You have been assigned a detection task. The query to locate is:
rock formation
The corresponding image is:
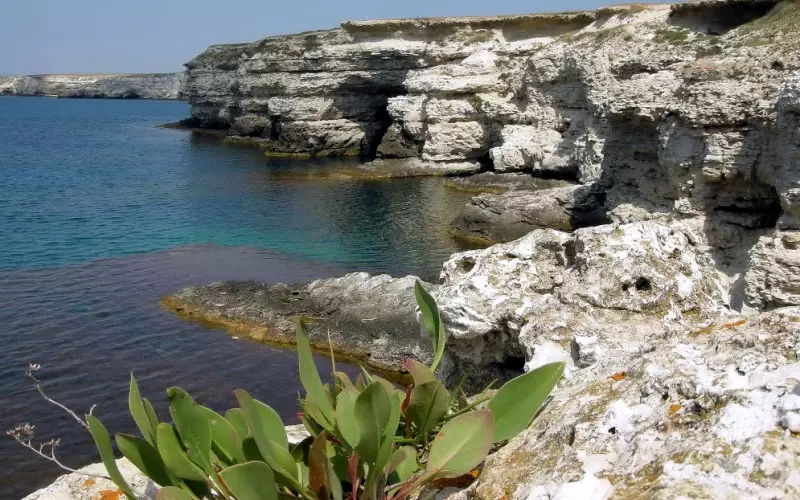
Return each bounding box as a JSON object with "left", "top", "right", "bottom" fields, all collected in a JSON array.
[
  {"left": 162, "top": 273, "right": 430, "bottom": 379},
  {"left": 0, "top": 73, "right": 185, "bottom": 99},
  {"left": 27, "top": 0, "right": 800, "bottom": 498},
  {"left": 181, "top": 0, "right": 800, "bottom": 312}
]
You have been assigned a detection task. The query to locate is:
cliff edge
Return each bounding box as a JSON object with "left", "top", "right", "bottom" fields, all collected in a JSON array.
[{"left": 0, "top": 73, "right": 185, "bottom": 100}]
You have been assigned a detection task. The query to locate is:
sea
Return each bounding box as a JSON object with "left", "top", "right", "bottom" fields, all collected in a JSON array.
[{"left": 0, "top": 96, "right": 475, "bottom": 498}]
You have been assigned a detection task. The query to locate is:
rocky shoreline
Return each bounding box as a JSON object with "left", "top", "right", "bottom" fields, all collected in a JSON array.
[
  {"left": 0, "top": 73, "right": 185, "bottom": 100},
  {"left": 27, "top": 0, "right": 800, "bottom": 498}
]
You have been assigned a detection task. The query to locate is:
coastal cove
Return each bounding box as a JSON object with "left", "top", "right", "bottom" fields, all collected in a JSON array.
[
  {"left": 8, "top": 0, "right": 800, "bottom": 498},
  {"left": 0, "top": 96, "right": 478, "bottom": 498}
]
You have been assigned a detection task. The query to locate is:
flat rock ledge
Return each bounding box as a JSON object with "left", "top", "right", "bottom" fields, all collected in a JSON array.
[{"left": 162, "top": 272, "right": 432, "bottom": 379}]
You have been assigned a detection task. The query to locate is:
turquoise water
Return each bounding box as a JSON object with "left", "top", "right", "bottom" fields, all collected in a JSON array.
[
  {"left": 0, "top": 97, "right": 475, "bottom": 498},
  {"left": 0, "top": 97, "right": 472, "bottom": 275}
]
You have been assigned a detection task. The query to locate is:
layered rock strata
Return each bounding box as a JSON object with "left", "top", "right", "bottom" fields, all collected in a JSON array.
[
  {"left": 183, "top": 1, "right": 800, "bottom": 310},
  {"left": 0, "top": 73, "right": 185, "bottom": 99}
]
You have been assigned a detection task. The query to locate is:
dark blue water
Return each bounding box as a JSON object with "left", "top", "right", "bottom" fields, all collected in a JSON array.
[{"left": 0, "top": 97, "right": 475, "bottom": 498}]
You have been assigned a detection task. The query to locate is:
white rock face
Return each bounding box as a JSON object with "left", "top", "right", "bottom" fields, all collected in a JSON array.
[
  {"left": 467, "top": 307, "right": 800, "bottom": 499},
  {"left": 427, "top": 216, "right": 800, "bottom": 498},
  {"left": 181, "top": 2, "right": 800, "bottom": 313},
  {"left": 0, "top": 73, "right": 185, "bottom": 100},
  {"left": 22, "top": 459, "right": 156, "bottom": 500}
]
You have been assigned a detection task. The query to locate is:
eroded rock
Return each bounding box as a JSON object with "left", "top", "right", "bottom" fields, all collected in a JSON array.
[
  {"left": 449, "top": 184, "right": 608, "bottom": 244},
  {"left": 163, "top": 273, "right": 431, "bottom": 377}
]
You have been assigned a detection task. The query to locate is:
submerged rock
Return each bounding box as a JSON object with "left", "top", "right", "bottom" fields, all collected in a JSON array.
[
  {"left": 443, "top": 172, "right": 570, "bottom": 195},
  {"left": 163, "top": 272, "right": 431, "bottom": 377}
]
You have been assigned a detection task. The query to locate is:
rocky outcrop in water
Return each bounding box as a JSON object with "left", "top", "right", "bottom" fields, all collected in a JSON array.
[
  {"left": 0, "top": 73, "right": 185, "bottom": 99},
  {"left": 162, "top": 273, "right": 430, "bottom": 378}
]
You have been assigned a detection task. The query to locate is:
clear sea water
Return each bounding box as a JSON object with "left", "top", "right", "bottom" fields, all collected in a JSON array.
[{"left": 0, "top": 97, "right": 475, "bottom": 498}]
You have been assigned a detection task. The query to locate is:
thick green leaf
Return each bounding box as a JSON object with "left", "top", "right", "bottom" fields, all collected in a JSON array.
[
  {"left": 387, "top": 446, "right": 418, "bottom": 483},
  {"left": 355, "top": 374, "right": 367, "bottom": 391},
  {"left": 403, "top": 359, "right": 435, "bottom": 386},
  {"left": 156, "top": 486, "right": 194, "bottom": 500},
  {"left": 116, "top": 433, "right": 174, "bottom": 487},
  {"left": 167, "top": 387, "right": 212, "bottom": 474},
  {"left": 198, "top": 406, "right": 243, "bottom": 464},
  {"left": 155, "top": 423, "right": 207, "bottom": 481},
  {"left": 235, "top": 390, "right": 299, "bottom": 484},
  {"left": 225, "top": 408, "right": 250, "bottom": 439},
  {"left": 427, "top": 409, "right": 494, "bottom": 479},
  {"left": 375, "top": 390, "right": 402, "bottom": 475},
  {"left": 308, "top": 431, "right": 331, "bottom": 500},
  {"left": 353, "top": 382, "right": 390, "bottom": 465},
  {"left": 488, "top": 361, "right": 565, "bottom": 442},
  {"left": 241, "top": 437, "right": 264, "bottom": 462},
  {"left": 296, "top": 320, "right": 336, "bottom": 428},
  {"left": 335, "top": 388, "right": 360, "bottom": 448},
  {"left": 414, "top": 281, "right": 446, "bottom": 372},
  {"left": 219, "top": 461, "right": 279, "bottom": 500},
  {"left": 252, "top": 399, "right": 289, "bottom": 450},
  {"left": 407, "top": 380, "right": 450, "bottom": 437},
  {"left": 143, "top": 399, "right": 160, "bottom": 443},
  {"left": 334, "top": 371, "right": 356, "bottom": 391},
  {"left": 129, "top": 373, "right": 156, "bottom": 445},
  {"left": 87, "top": 415, "right": 136, "bottom": 499},
  {"left": 303, "top": 395, "right": 335, "bottom": 433}
]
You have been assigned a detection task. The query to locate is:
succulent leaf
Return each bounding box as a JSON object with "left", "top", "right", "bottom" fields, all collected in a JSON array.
[
  {"left": 402, "top": 359, "right": 436, "bottom": 386},
  {"left": 116, "top": 432, "right": 174, "bottom": 487},
  {"left": 407, "top": 380, "right": 450, "bottom": 437},
  {"left": 167, "top": 387, "right": 213, "bottom": 474},
  {"left": 488, "top": 362, "right": 565, "bottom": 442},
  {"left": 87, "top": 415, "right": 137, "bottom": 499},
  {"left": 296, "top": 319, "right": 336, "bottom": 428},
  {"left": 129, "top": 373, "right": 156, "bottom": 445},
  {"left": 155, "top": 423, "right": 207, "bottom": 481},
  {"left": 335, "top": 387, "right": 360, "bottom": 448},
  {"left": 414, "top": 281, "right": 446, "bottom": 372},
  {"left": 427, "top": 409, "right": 494, "bottom": 479},
  {"left": 219, "top": 461, "right": 279, "bottom": 500},
  {"left": 353, "top": 382, "right": 390, "bottom": 465}
]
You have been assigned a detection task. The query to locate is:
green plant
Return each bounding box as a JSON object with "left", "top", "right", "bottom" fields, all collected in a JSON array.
[{"left": 91, "top": 281, "right": 565, "bottom": 499}]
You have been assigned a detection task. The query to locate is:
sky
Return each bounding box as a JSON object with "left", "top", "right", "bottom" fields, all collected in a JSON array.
[{"left": 2, "top": 0, "right": 643, "bottom": 75}]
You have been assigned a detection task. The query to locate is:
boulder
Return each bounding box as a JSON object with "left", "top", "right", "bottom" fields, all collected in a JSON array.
[
  {"left": 449, "top": 184, "right": 608, "bottom": 244},
  {"left": 434, "top": 221, "right": 730, "bottom": 385}
]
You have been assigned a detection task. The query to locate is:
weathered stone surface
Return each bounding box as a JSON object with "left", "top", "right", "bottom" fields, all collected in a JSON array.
[
  {"left": 24, "top": 425, "right": 309, "bottom": 499},
  {"left": 434, "top": 221, "right": 729, "bottom": 379},
  {"left": 429, "top": 219, "right": 800, "bottom": 498},
  {"left": 449, "top": 184, "right": 608, "bottom": 243},
  {"left": 745, "top": 231, "right": 800, "bottom": 310},
  {"left": 470, "top": 307, "right": 800, "bottom": 499},
  {"left": 443, "top": 172, "right": 571, "bottom": 194},
  {"left": 180, "top": 0, "right": 800, "bottom": 282},
  {"left": 163, "top": 273, "right": 432, "bottom": 377},
  {"left": 0, "top": 73, "right": 185, "bottom": 100},
  {"left": 22, "top": 459, "right": 156, "bottom": 500}
]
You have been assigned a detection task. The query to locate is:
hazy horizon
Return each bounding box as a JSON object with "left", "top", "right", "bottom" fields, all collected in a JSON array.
[{"left": 2, "top": 0, "right": 668, "bottom": 75}]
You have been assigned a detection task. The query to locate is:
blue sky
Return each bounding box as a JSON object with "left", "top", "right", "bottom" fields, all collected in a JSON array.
[{"left": 2, "top": 0, "right": 643, "bottom": 75}]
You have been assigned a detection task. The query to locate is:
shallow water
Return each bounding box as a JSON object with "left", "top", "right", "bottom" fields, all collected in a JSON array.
[{"left": 0, "top": 97, "right": 476, "bottom": 498}]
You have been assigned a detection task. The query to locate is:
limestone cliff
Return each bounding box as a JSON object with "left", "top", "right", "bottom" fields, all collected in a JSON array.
[
  {"left": 184, "top": 0, "right": 800, "bottom": 312},
  {"left": 0, "top": 73, "right": 185, "bottom": 99}
]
